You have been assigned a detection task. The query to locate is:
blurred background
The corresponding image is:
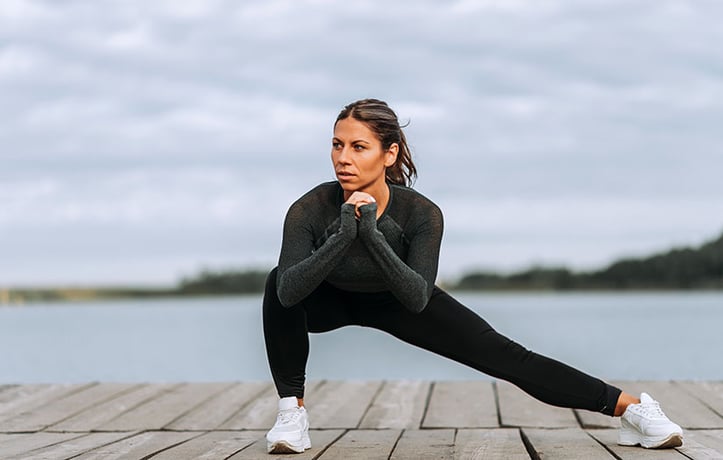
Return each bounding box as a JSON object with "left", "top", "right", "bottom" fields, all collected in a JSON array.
[{"left": 1, "top": 0, "right": 722, "bottom": 383}]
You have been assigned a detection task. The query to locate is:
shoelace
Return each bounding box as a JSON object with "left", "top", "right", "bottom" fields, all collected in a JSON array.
[
  {"left": 638, "top": 401, "right": 667, "bottom": 419},
  {"left": 277, "top": 408, "right": 302, "bottom": 425}
]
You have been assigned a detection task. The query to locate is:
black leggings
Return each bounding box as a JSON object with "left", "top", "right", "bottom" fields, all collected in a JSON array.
[{"left": 262, "top": 267, "right": 621, "bottom": 416}]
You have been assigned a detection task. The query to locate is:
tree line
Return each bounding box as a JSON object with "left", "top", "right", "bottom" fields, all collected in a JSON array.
[
  {"left": 175, "top": 229, "right": 723, "bottom": 293},
  {"left": 452, "top": 230, "right": 723, "bottom": 290},
  {"left": 3, "top": 229, "right": 721, "bottom": 304}
]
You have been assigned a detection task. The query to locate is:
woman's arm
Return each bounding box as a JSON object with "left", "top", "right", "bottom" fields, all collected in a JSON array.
[
  {"left": 276, "top": 202, "right": 358, "bottom": 307},
  {"left": 357, "top": 202, "right": 443, "bottom": 313}
]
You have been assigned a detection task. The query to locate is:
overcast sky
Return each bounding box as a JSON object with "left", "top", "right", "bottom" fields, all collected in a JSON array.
[{"left": 2, "top": 0, "right": 723, "bottom": 286}]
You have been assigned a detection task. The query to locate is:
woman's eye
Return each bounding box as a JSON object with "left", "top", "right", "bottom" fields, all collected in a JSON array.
[
  {"left": 353, "top": 144, "right": 364, "bottom": 151},
  {"left": 332, "top": 142, "right": 342, "bottom": 149}
]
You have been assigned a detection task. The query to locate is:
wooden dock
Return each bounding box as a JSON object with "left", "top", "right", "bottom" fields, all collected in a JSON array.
[{"left": 1, "top": 380, "right": 722, "bottom": 459}]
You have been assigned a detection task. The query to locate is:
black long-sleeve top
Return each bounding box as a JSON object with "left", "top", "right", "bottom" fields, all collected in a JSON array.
[{"left": 276, "top": 181, "right": 444, "bottom": 313}]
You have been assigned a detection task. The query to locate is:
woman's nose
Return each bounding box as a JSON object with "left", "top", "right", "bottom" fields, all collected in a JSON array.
[{"left": 336, "top": 148, "right": 352, "bottom": 164}]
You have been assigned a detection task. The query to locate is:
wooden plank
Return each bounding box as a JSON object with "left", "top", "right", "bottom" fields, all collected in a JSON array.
[
  {"left": 586, "top": 429, "right": 688, "bottom": 459},
  {"left": 318, "top": 429, "right": 401, "bottom": 459},
  {"left": 497, "top": 381, "right": 579, "bottom": 428},
  {"left": 678, "top": 430, "right": 723, "bottom": 459},
  {"left": 453, "top": 429, "right": 529, "bottom": 459},
  {"left": 219, "top": 381, "right": 322, "bottom": 430},
  {"left": 72, "top": 431, "right": 201, "bottom": 460},
  {"left": 0, "top": 384, "right": 94, "bottom": 425},
  {"left": 522, "top": 427, "right": 615, "bottom": 459},
  {"left": 0, "top": 383, "right": 140, "bottom": 432},
  {"left": 423, "top": 381, "right": 497, "bottom": 428},
  {"left": 0, "top": 433, "right": 87, "bottom": 458},
  {"left": 304, "top": 380, "right": 382, "bottom": 429},
  {"left": 148, "top": 431, "right": 260, "bottom": 459},
  {"left": 613, "top": 381, "right": 723, "bottom": 429},
  {"left": 389, "top": 429, "right": 454, "bottom": 459},
  {"left": 0, "top": 385, "right": 53, "bottom": 417},
  {"left": 359, "top": 380, "right": 430, "bottom": 429},
  {"left": 49, "top": 383, "right": 178, "bottom": 432},
  {"left": 6, "top": 432, "right": 137, "bottom": 460},
  {"left": 97, "top": 382, "right": 230, "bottom": 431},
  {"left": 165, "top": 381, "right": 269, "bottom": 430},
  {"left": 227, "top": 429, "right": 344, "bottom": 459},
  {"left": 575, "top": 409, "right": 619, "bottom": 429},
  {"left": 678, "top": 381, "right": 723, "bottom": 418},
  {"left": 0, "top": 385, "right": 18, "bottom": 397}
]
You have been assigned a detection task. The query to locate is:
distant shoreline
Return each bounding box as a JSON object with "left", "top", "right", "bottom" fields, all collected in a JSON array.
[
  {"left": 3, "top": 227, "right": 721, "bottom": 305},
  {"left": 1, "top": 284, "right": 722, "bottom": 306}
]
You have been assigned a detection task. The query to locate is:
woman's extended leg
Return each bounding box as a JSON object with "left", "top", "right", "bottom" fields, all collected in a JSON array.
[{"left": 356, "top": 287, "right": 621, "bottom": 415}]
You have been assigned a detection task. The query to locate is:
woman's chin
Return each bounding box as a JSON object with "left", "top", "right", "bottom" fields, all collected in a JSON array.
[{"left": 337, "top": 180, "right": 357, "bottom": 191}]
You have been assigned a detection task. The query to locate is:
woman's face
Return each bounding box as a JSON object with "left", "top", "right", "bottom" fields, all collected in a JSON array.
[{"left": 331, "top": 117, "right": 397, "bottom": 195}]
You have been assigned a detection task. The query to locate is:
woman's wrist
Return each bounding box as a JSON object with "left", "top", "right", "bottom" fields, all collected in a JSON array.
[
  {"left": 357, "top": 202, "right": 378, "bottom": 239},
  {"left": 340, "top": 203, "right": 358, "bottom": 241}
]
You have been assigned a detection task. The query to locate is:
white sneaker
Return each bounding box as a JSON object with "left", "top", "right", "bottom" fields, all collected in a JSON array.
[
  {"left": 266, "top": 396, "right": 311, "bottom": 454},
  {"left": 618, "top": 392, "right": 683, "bottom": 449}
]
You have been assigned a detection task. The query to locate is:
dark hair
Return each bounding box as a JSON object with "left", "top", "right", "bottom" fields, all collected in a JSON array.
[{"left": 335, "top": 98, "right": 417, "bottom": 187}]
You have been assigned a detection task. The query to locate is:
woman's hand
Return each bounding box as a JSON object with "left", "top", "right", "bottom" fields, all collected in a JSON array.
[{"left": 345, "top": 191, "right": 376, "bottom": 219}]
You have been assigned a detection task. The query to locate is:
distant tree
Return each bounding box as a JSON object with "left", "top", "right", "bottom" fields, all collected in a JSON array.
[
  {"left": 178, "top": 269, "right": 269, "bottom": 294},
  {"left": 452, "top": 230, "right": 723, "bottom": 290}
]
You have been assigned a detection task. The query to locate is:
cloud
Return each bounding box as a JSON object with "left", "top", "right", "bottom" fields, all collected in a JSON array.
[{"left": 2, "top": 0, "right": 723, "bottom": 284}]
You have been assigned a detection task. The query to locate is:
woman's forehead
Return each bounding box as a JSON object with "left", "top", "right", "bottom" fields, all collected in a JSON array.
[{"left": 333, "top": 117, "right": 375, "bottom": 139}]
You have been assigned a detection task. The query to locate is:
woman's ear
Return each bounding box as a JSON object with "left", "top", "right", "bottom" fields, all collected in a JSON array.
[{"left": 384, "top": 143, "right": 399, "bottom": 167}]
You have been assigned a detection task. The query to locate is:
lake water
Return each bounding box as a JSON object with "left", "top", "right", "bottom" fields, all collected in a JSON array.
[{"left": 0, "top": 292, "right": 721, "bottom": 384}]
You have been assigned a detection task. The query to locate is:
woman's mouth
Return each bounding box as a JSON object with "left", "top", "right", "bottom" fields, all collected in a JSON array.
[{"left": 337, "top": 171, "right": 355, "bottom": 180}]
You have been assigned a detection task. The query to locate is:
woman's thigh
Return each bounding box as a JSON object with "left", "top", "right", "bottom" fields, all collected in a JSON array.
[
  {"left": 356, "top": 288, "right": 496, "bottom": 354},
  {"left": 302, "top": 282, "right": 361, "bottom": 333}
]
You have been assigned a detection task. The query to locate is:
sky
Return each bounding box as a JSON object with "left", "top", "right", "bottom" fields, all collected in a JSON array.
[{"left": 2, "top": 0, "right": 723, "bottom": 287}]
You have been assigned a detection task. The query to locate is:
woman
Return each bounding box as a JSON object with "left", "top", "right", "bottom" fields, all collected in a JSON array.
[{"left": 262, "top": 98, "right": 683, "bottom": 454}]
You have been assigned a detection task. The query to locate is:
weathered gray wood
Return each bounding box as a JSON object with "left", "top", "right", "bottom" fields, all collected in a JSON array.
[
  {"left": 423, "top": 381, "right": 498, "bottom": 428},
  {"left": 0, "top": 385, "right": 18, "bottom": 397},
  {"left": 303, "top": 380, "right": 382, "bottom": 429},
  {"left": 453, "top": 429, "right": 529, "bottom": 460},
  {"left": 0, "top": 384, "right": 95, "bottom": 425},
  {"left": 586, "top": 428, "right": 688, "bottom": 459},
  {"left": 165, "top": 381, "right": 269, "bottom": 430},
  {"left": 72, "top": 431, "right": 200, "bottom": 460},
  {"left": 49, "top": 383, "right": 178, "bottom": 432},
  {"left": 7, "top": 432, "right": 136, "bottom": 460},
  {"left": 575, "top": 409, "right": 619, "bottom": 429},
  {"left": 148, "top": 431, "right": 260, "bottom": 459},
  {"left": 497, "top": 381, "right": 579, "bottom": 428},
  {"left": 227, "top": 429, "right": 344, "bottom": 459},
  {"left": 0, "top": 432, "right": 87, "bottom": 458},
  {"left": 677, "top": 430, "right": 723, "bottom": 459},
  {"left": 318, "top": 429, "right": 401, "bottom": 459},
  {"left": 359, "top": 380, "right": 430, "bottom": 429},
  {"left": 679, "top": 381, "right": 723, "bottom": 418},
  {"left": 220, "top": 380, "right": 323, "bottom": 430},
  {"left": 0, "top": 385, "right": 53, "bottom": 417},
  {"left": 0, "top": 383, "right": 140, "bottom": 432},
  {"left": 389, "top": 429, "right": 454, "bottom": 459},
  {"left": 97, "top": 383, "right": 229, "bottom": 431},
  {"left": 613, "top": 381, "right": 723, "bottom": 429},
  {"left": 522, "top": 427, "right": 615, "bottom": 459},
  {"left": 2, "top": 380, "right": 721, "bottom": 458}
]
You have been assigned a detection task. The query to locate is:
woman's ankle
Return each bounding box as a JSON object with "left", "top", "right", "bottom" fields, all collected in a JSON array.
[{"left": 614, "top": 392, "right": 640, "bottom": 417}]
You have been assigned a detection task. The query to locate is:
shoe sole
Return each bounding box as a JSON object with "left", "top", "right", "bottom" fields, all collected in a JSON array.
[
  {"left": 267, "top": 434, "right": 312, "bottom": 454},
  {"left": 619, "top": 431, "right": 683, "bottom": 449},
  {"left": 268, "top": 440, "right": 305, "bottom": 454}
]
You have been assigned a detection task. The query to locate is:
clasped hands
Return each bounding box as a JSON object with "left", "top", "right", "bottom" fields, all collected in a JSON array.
[{"left": 345, "top": 191, "right": 377, "bottom": 219}]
